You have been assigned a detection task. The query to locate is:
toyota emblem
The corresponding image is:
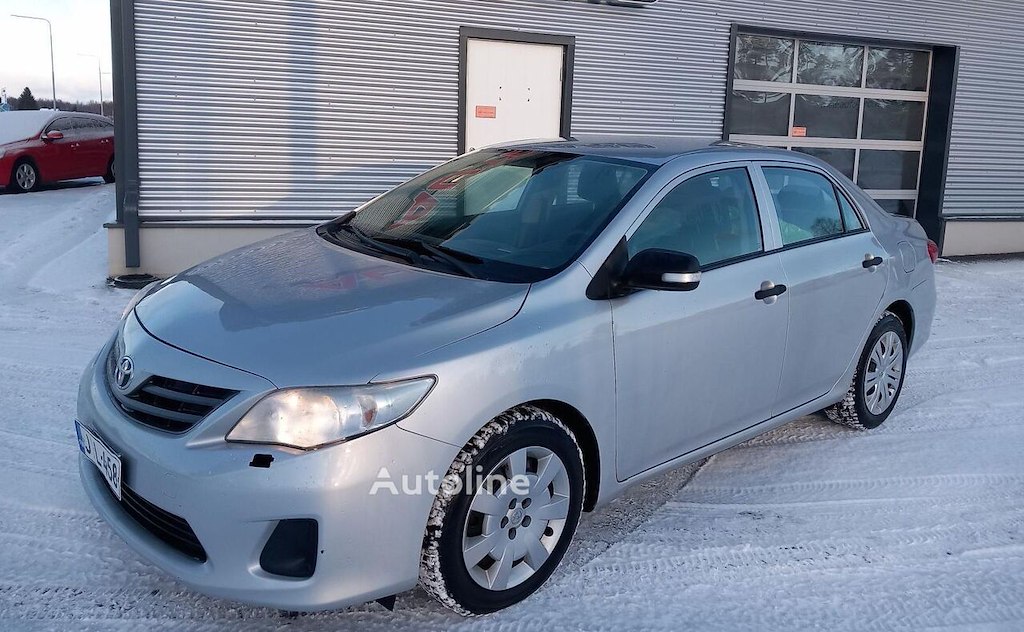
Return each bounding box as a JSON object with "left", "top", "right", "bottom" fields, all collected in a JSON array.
[{"left": 114, "top": 355, "right": 134, "bottom": 390}]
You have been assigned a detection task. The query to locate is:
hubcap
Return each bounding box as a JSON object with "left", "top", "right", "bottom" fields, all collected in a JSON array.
[
  {"left": 863, "top": 330, "right": 904, "bottom": 415},
  {"left": 462, "top": 446, "right": 571, "bottom": 591},
  {"left": 15, "top": 164, "right": 36, "bottom": 190}
]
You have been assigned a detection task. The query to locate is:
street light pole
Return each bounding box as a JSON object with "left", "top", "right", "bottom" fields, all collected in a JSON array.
[
  {"left": 79, "top": 54, "right": 104, "bottom": 115},
  {"left": 11, "top": 14, "right": 56, "bottom": 110}
]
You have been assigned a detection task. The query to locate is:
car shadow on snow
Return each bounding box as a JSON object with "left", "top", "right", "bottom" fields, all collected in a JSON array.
[{"left": 1, "top": 177, "right": 108, "bottom": 195}]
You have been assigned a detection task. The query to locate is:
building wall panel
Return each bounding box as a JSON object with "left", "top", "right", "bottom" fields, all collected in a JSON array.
[{"left": 132, "top": 0, "right": 1024, "bottom": 219}]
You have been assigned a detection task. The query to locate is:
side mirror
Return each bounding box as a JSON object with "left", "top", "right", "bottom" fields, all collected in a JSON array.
[
  {"left": 43, "top": 130, "right": 64, "bottom": 141},
  {"left": 623, "top": 248, "right": 701, "bottom": 292}
]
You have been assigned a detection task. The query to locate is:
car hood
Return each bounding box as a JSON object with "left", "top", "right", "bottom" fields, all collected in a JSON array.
[{"left": 134, "top": 229, "right": 529, "bottom": 387}]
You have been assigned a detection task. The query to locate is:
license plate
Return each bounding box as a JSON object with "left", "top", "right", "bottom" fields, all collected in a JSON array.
[{"left": 76, "top": 420, "right": 122, "bottom": 500}]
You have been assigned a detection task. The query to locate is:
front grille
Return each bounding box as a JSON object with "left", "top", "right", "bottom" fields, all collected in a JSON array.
[
  {"left": 106, "top": 480, "right": 207, "bottom": 562},
  {"left": 106, "top": 348, "right": 237, "bottom": 433}
]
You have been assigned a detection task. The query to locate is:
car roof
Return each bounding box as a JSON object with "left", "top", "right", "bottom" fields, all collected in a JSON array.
[
  {"left": 0, "top": 110, "right": 56, "bottom": 144},
  {"left": 496, "top": 135, "right": 808, "bottom": 167}
]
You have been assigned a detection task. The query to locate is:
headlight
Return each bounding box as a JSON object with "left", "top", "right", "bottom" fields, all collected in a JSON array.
[
  {"left": 120, "top": 280, "right": 162, "bottom": 319},
  {"left": 226, "top": 377, "right": 436, "bottom": 450}
]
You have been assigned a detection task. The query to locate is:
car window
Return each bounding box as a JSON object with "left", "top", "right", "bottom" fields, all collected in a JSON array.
[
  {"left": 627, "top": 167, "right": 763, "bottom": 268},
  {"left": 45, "top": 118, "right": 73, "bottom": 133},
  {"left": 837, "top": 188, "right": 864, "bottom": 230},
  {"left": 763, "top": 167, "right": 844, "bottom": 246}
]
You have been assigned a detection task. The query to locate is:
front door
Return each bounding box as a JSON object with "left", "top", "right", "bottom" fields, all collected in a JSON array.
[
  {"left": 612, "top": 166, "right": 790, "bottom": 480},
  {"left": 37, "top": 117, "right": 79, "bottom": 182},
  {"left": 758, "top": 165, "right": 889, "bottom": 414},
  {"left": 464, "top": 37, "right": 565, "bottom": 152}
]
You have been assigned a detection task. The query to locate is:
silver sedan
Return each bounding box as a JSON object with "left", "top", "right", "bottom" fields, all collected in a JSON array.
[{"left": 76, "top": 138, "right": 936, "bottom": 615}]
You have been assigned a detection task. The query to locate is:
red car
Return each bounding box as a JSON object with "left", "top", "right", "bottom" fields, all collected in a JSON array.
[{"left": 0, "top": 110, "right": 115, "bottom": 193}]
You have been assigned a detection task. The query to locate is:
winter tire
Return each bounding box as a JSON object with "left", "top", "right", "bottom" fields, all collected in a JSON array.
[
  {"left": 419, "top": 405, "right": 585, "bottom": 615},
  {"left": 825, "top": 312, "right": 908, "bottom": 430},
  {"left": 103, "top": 157, "right": 116, "bottom": 184},
  {"left": 11, "top": 160, "right": 39, "bottom": 193}
]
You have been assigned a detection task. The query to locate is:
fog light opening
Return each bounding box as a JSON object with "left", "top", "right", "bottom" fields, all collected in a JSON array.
[{"left": 259, "top": 519, "right": 318, "bottom": 579}]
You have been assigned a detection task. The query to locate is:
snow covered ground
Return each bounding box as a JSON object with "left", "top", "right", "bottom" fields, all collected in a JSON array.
[{"left": 1, "top": 182, "right": 1022, "bottom": 631}]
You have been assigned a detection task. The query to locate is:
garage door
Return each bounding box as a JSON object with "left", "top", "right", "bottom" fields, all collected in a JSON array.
[{"left": 726, "top": 32, "right": 931, "bottom": 217}]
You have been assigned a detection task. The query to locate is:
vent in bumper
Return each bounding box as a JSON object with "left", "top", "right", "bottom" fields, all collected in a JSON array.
[
  {"left": 106, "top": 348, "right": 237, "bottom": 433},
  {"left": 104, "top": 478, "right": 208, "bottom": 562}
]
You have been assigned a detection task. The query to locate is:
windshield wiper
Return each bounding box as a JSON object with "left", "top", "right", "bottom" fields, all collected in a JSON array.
[
  {"left": 321, "top": 216, "right": 481, "bottom": 279},
  {"left": 332, "top": 223, "right": 422, "bottom": 264},
  {"left": 417, "top": 242, "right": 481, "bottom": 279},
  {"left": 375, "top": 236, "right": 482, "bottom": 279}
]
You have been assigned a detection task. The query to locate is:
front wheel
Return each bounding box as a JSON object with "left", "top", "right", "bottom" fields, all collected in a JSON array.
[
  {"left": 420, "top": 406, "right": 585, "bottom": 615},
  {"left": 825, "top": 312, "right": 908, "bottom": 430},
  {"left": 11, "top": 160, "right": 39, "bottom": 193}
]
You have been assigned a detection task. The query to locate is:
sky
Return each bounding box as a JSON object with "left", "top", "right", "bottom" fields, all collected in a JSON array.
[{"left": 0, "top": 0, "right": 113, "bottom": 104}]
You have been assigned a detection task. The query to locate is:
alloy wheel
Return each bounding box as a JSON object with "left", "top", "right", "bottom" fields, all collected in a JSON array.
[
  {"left": 15, "top": 164, "right": 36, "bottom": 191},
  {"left": 461, "top": 446, "right": 571, "bottom": 591}
]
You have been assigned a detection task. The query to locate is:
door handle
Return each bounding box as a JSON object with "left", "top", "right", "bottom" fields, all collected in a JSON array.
[
  {"left": 754, "top": 281, "right": 787, "bottom": 303},
  {"left": 862, "top": 254, "right": 884, "bottom": 269}
]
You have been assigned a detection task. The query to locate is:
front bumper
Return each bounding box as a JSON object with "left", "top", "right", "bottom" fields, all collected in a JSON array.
[{"left": 77, "top": 321, "right": 459, "bottom": 611}]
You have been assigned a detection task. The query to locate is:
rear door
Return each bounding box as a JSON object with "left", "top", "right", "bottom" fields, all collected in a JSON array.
[
  {"left": 72, "top": 117, "right": 109, "bottom": 176},
  {"left": 756, "top": 164, "right": 888, "bottom": 414},
  {"left": 612, "top": 164, "right": 790, "bottom": 479}
]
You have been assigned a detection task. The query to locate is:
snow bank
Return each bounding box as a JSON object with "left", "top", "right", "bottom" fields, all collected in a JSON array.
[{"left": 1, "top": 184, "right": 1023, "bottom": 629}]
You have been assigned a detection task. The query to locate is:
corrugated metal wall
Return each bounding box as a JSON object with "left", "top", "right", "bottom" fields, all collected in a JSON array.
[{"left": 132, "top": 0, "right": 1024, "bottom": 219}]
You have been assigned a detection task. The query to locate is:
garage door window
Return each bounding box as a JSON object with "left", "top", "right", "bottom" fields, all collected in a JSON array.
[{"left": 728, "top": 30, "right": 931, "bottom": 217}]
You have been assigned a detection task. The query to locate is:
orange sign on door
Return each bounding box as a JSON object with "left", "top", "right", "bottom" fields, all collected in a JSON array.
[
  {"left": 791, "top": 126, "right": 808, "bottom": 137},
  {"left": 475, "top": 105, "right": 497, "bottom": 119}
]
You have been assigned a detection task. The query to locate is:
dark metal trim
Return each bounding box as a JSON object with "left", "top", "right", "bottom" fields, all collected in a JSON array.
[
  {"left": 457, "top": 27, "right": 575, "bottom": 154},
  {"left": 722, "top": 23, "right": 739, "bottom": 141},
  {"left": 110, "top": 0, "right": 142, "bottom": 268},
  {"left": 943, "top": 215, "right": 1024, "bottom": 222},
  {"left": 917, "top": 45, "right": 961, "bottom": 249},
  {"left": 733, "top": 23, "right": 955, "bottom": 52}
]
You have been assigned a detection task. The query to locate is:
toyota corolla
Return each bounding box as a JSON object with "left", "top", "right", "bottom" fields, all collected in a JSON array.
[{"left": 77, "top": 138, "right": 936, "bottom": 615}]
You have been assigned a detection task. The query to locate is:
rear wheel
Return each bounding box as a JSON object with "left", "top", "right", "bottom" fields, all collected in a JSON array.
[
  {"left": 420, "top": 406, "right": 585, "bottom": 615},
  {"left": 11, "top": 160, "right": 39, "bottom": 193},
  {"left": 825, "top": 312, "right": 908, "bottom": 430},
  {"left": 103, "top": 157, "right": 116, "bottom": 184}
]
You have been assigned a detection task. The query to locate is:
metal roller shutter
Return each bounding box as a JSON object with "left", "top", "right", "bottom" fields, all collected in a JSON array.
[{"left": 131, "top": 0, "right": 1024, "bottom": 220}]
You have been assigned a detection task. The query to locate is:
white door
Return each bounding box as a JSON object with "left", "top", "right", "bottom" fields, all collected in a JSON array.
[{"left": 465, "top": 38, "right": 564, "bottom": 152}]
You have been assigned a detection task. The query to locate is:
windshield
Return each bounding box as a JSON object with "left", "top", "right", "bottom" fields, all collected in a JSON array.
[{"left": 323, "top": 149, "right": 652, "bottom": 282}]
